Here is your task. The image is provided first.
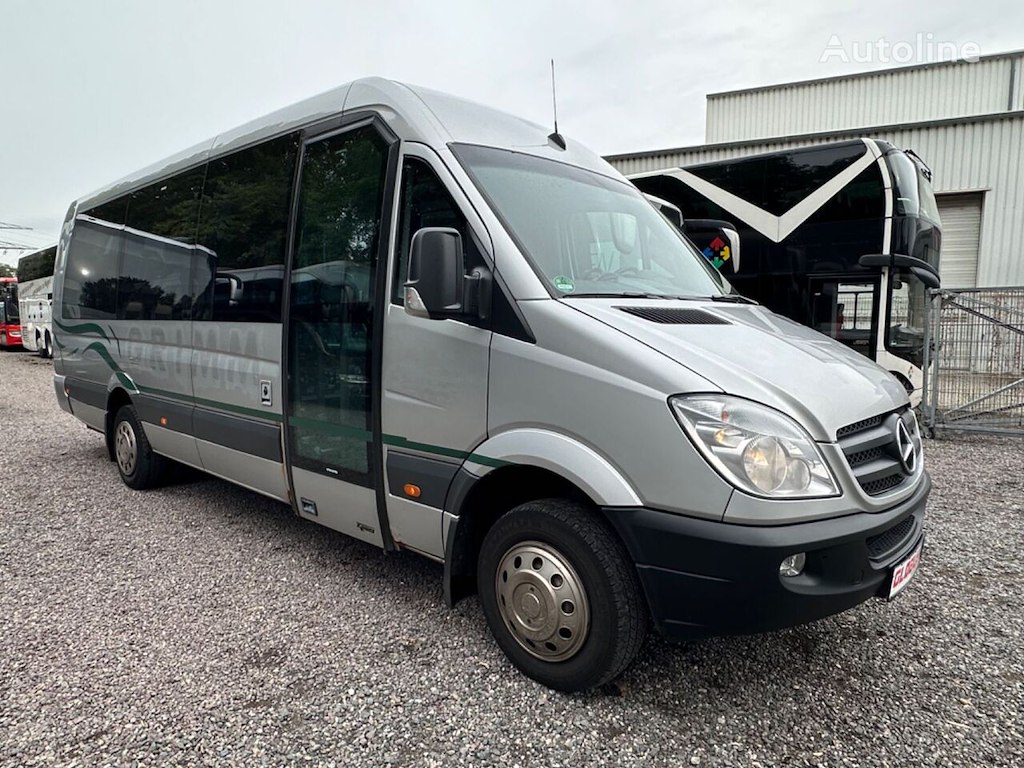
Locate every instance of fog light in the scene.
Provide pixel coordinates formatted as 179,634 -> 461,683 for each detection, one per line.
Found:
779,552 -> 806,577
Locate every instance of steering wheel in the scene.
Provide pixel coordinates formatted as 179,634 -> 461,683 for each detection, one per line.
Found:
596,266 -> 640,281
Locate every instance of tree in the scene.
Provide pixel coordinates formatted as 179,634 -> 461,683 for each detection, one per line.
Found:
0,263 -> 15,278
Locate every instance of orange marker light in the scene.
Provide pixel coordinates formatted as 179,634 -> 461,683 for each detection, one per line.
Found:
159,416 -> 168,426
403,483 -> 421,499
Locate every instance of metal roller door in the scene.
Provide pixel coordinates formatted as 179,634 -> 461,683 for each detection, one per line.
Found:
936,193 -> 983,289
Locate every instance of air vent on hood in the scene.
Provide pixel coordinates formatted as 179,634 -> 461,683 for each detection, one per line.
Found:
616,306 -> 731,325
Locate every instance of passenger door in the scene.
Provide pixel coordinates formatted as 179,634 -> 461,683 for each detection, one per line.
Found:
380,147 -> 493,558
809,275 -> 879,357
284,120 -> 395,547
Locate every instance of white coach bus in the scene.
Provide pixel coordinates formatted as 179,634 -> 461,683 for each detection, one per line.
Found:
53,78 -> 929,691
16,244 -> 58,357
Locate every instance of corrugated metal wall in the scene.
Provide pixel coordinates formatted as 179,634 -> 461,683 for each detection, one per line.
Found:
705,52 -> 1023,143
606,115 -> 1024,287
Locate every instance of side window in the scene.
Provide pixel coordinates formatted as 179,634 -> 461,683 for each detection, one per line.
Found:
62,210 -> 128,320
394,158 -> 470,304
121,169 -> 205,320
194,133 -> 300,322
86,197 -> 129,228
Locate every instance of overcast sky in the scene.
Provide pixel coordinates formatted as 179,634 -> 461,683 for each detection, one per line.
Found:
1,0 -> 1021,265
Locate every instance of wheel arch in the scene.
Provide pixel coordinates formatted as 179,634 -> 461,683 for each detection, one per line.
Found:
442,429 -> 643,607
104,387 -> 134,461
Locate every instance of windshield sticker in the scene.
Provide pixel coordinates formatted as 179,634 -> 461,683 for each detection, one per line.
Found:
552,275 -> 575,294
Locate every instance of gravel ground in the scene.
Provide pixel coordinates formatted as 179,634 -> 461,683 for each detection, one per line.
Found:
1,350 -> 1021,767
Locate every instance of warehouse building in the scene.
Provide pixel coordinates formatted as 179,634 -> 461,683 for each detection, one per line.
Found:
607,50 -> 1024,289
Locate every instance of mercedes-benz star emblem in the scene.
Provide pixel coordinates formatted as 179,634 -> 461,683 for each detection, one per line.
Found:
895,419 -> 916,474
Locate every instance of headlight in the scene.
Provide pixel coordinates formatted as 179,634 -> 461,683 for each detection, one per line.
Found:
670,395 -> 839,499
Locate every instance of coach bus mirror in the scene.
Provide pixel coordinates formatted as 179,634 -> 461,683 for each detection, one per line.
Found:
683,219 -> 741,275
719,225 -> 741,274
405,227 -> 466,320
858,253 -> 940,289
910,265 -> 940,290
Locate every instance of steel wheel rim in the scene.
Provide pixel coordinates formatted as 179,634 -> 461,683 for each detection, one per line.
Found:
115,421 -> 137,477
495,540 -> 590,662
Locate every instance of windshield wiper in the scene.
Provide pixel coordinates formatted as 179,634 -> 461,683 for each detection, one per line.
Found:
708,293 -> 758,304
562,292 -> 684,300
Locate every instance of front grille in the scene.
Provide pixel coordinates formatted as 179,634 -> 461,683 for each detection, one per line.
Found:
861,473 -> 905,497
866,516 -> 916,559
837,408 -> 921,497
616,306 -> 730,325
846,446 -> 885,467
836,415 -> 883,439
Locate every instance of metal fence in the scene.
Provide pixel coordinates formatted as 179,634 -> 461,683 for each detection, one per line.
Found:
923,287 -> 1024,435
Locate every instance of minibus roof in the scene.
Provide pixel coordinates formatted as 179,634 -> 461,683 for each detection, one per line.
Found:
75,77 -> 620,213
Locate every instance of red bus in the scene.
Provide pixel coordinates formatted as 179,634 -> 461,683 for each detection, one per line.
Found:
0,277 -> 22,349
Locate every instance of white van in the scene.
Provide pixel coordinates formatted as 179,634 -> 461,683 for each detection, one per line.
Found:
53,78 -> 928,691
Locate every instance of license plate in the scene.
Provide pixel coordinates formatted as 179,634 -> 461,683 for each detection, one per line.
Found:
888,542 -> 922,599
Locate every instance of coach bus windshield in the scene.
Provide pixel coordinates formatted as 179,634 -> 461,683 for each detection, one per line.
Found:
885,152 -> 941,367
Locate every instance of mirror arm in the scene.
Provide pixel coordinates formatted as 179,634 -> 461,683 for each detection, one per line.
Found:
462,267 -> 491,321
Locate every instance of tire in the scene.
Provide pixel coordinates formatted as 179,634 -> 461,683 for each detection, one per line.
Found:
113,404 -> 167,489
43,331 -> 53,359
477,498 -> 647,692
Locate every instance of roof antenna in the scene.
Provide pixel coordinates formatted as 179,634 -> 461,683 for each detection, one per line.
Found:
548,59 -> 566,150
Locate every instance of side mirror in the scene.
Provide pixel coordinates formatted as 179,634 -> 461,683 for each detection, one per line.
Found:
684,219 -> 741,274
858,253 -> 940,289
642,193 -> 684,229
405,227 -> 466,320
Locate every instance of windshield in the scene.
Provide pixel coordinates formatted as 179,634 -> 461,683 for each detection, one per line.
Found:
1,283 -> 18,324
453,144 -> 725,298
887,269 -> 928,367
888,152 -> 940,224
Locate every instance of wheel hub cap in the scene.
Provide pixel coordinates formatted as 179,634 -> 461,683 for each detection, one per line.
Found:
495,541 -> 590,662
115,421 -> 137,476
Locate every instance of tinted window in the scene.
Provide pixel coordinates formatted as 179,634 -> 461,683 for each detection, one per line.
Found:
117,230 -> 195,320
62,217 -> 123,319
127,170 -> 204,243
394,158 -> 470,304
687,142 -> 867,216
86,197 -> 129,227
195,134 -> 299,322
119,170 -> 205,320
287,125 -> 391,481
17,246 -> 57,282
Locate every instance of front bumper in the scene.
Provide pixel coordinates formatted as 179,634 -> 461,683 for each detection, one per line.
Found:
603,472 -> 930,640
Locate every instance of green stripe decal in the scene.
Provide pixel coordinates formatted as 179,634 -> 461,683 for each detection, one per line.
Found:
55,318 -> 111,343
82,342 -> 138,393
467,453 -> 511,468
382,434 -> 510,467
383,434 -> 471,460
64,330 -> 509,468
139,384 -> 283,424
289,416 -> 372,442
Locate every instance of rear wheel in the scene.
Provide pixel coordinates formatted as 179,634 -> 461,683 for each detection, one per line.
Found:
477,498 -> 647,692
113,404 -> 167,489
43,331 -> 53,359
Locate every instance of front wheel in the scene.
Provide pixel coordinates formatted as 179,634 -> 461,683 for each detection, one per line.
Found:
477,499 -> 647,692
43,331 -> 53,359
113,404 -> 167,489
